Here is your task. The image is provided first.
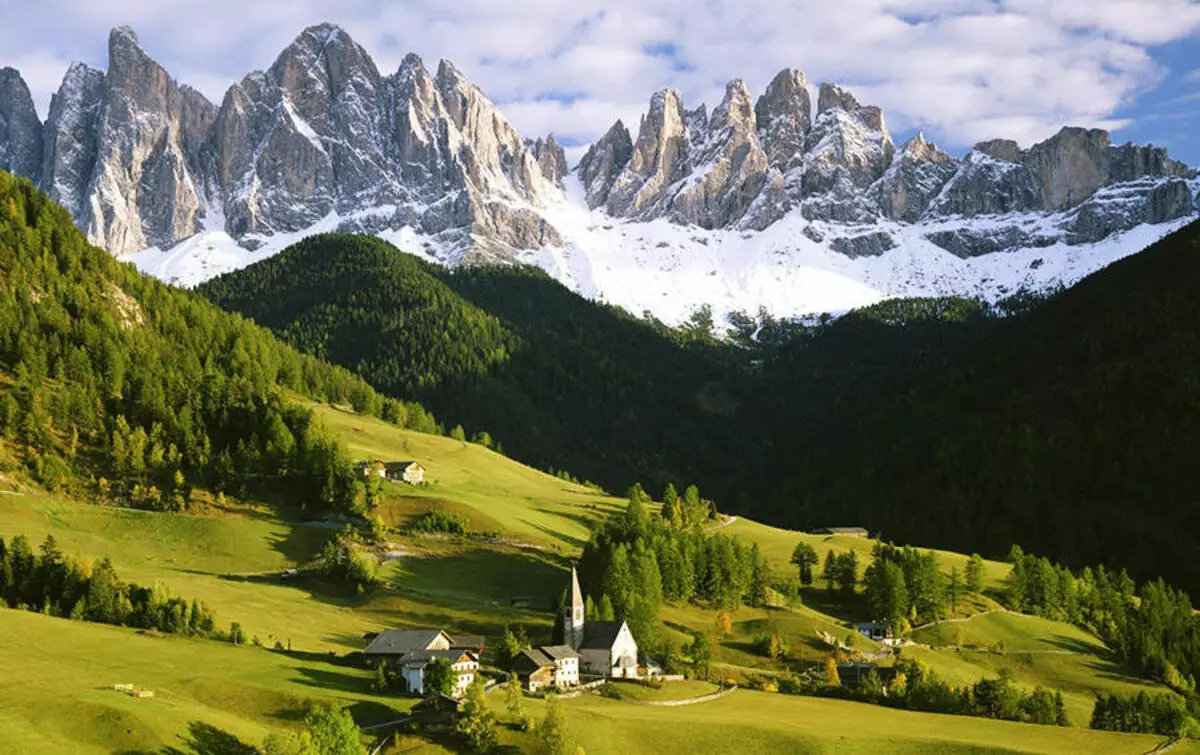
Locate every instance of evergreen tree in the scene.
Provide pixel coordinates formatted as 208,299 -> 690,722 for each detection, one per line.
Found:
504,673 -> 524,720
790,541 -> 818,587
303,703 -> 366,755
966,554 -> 985,594
534,695 -> 574,755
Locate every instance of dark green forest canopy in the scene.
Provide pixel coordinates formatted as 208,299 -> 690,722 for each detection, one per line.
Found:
0,173 -> 432,513
199,222 -> 1200,596
767,219 -> 1200,593
199,234 -> 761,495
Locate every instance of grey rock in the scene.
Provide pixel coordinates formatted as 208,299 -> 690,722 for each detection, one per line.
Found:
83,26 -> 215,255
974,139 -> 1022,163
829,230 -> 896,258
577,120 -> 633,208
929,151 -> 1041,217
606,89 -> 691,218
926,226 -> 1057,258
1065,178 -> 1195,244
801,83 -> 894,222
0,68 -> 43,183
669,79 -> 771,229
40,63 -> 105,224
529,135 -> 568,186
755,68 -> 811,173
874,132 -> 958,222
1022,127 -> 1112,211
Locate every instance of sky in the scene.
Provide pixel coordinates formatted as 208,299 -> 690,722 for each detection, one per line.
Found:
3,0 -> 1200,166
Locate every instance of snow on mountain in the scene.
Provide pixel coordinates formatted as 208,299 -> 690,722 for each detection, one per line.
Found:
4,23 -> 1200,325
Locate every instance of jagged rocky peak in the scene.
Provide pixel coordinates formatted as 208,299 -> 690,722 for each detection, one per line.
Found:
83,25 -> 215,256
802,82 -> 894,222
754,67 -> 811,171
528,134 -> 568,186
40,62 -> 105,223
605,88 -> 691,218
577,119 -> 633,208
0,67 -> 42,183
875,132 -> 959,222
901,131 -> 951,163
1022,127 -> 1113,211
670,78 -> 773,229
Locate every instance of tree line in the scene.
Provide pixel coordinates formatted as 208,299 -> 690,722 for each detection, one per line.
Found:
0,533 -> 226,638
1007,546 -> 1200,692
575,485 -> 766,648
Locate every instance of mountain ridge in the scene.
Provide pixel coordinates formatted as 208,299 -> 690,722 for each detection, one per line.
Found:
1,23 -> 1197,322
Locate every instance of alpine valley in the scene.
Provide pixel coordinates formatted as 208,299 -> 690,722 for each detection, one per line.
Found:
0,23 -> 1196,322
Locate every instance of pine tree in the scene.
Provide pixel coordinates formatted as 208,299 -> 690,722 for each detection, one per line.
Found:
504,673 -> 524,720
790,541 -> 818,587
966,553 -> 985,594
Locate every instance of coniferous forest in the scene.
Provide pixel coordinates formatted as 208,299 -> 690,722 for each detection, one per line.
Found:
0,173 -> 435,515
200,222 -> 1200,595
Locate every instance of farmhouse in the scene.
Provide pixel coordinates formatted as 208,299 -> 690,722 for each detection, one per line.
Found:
358,459 -> 425,485
513,645 -> 580,691
363,628 -> 480,696
560,566 -> 648,679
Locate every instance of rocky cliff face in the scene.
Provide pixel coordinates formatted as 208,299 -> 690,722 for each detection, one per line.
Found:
1,23 -> 564,259
0,23 -> 1195,274
0,68 -> 42,183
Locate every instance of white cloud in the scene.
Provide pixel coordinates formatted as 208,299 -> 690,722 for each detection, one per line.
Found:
0,0 -> 1197,157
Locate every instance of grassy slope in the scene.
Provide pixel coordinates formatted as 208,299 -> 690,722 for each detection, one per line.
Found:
0,609 -> 403,754
0,399 -> 1180,752
502,689 -> 1165,755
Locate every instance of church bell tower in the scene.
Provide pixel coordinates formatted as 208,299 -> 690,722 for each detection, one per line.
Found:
564,565 -> 585,649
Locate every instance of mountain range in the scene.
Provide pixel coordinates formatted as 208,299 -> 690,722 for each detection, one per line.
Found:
1,23 -> 1198,320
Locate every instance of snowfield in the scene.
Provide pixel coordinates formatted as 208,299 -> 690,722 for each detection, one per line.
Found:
131,174 -> 1198,326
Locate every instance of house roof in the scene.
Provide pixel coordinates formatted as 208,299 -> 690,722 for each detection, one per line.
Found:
540,644 -> 580,661
364,629 -> 449,655
401,648 -> 476,666
514,648 -> 554,671
384,460 -> 422,471
579,621 -> 628,650
821,526 -> 869,535
451,634 -> 486,649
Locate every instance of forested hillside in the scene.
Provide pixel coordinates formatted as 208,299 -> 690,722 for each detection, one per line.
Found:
763,220 -> 1200,592
199,235 -> 759,492
0,173 -> 434,514
198,224 -> 1200,596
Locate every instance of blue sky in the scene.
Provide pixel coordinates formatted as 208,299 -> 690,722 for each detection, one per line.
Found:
3,0 -> 1199,165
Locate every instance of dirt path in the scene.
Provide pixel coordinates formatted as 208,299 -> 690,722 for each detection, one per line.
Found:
637,685 -> 738,707
707,515 -> 739,531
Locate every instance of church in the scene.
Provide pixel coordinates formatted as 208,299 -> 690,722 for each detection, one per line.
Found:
561,566 -> 643,679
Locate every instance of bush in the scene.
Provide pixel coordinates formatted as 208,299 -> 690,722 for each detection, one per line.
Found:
409,508 -> 468,535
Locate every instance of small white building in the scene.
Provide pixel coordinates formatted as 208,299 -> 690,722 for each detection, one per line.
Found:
358,460 -> 426,485
514,645 -> 580,691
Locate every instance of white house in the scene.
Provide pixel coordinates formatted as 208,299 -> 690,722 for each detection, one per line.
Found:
514,645 -> 580,691
363,628 -> 479,696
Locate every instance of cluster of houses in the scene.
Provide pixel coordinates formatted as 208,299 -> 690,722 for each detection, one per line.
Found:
363,566 -> 654,698
357,459 -> 426,485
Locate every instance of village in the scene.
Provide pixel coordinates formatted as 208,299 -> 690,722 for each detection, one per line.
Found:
361,565 -> 670,725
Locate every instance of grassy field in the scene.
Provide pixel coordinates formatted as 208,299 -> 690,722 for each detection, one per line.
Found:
492,688 -> 1168,754
0,608 -> 400,754
308,401 -> 627,549
0,399 -> 1187,753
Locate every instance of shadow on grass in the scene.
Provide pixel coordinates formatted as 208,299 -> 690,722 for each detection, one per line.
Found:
160,722 -> 256,755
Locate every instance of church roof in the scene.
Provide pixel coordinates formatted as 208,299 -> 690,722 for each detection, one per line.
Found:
579,621 -> 628,650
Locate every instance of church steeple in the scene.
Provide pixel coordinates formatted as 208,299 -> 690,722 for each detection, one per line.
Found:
564,565 -> 585,649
